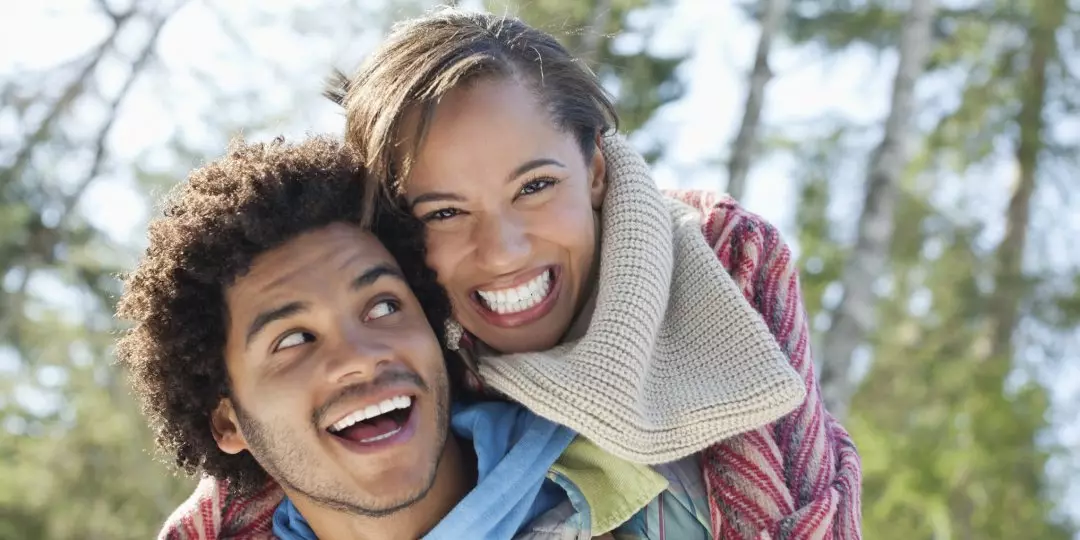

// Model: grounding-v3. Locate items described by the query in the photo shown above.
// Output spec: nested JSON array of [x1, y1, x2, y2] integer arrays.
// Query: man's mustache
[[312, 370, 428, 428]]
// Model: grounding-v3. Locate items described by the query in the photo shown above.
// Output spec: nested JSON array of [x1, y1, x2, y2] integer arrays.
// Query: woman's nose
[[472, 212, 531, 274]]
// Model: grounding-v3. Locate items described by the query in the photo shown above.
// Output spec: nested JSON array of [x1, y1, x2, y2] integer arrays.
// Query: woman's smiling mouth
[[470, 267, 561, 328], [475, 268, 554, 313]]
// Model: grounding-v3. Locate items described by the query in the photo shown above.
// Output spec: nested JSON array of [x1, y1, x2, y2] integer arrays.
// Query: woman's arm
[[158, 476, 281, 540], [666, 189, 862, 540]]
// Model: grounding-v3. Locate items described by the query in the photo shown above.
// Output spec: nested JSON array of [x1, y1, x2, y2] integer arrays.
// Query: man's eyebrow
[[352, 263, 406, 290], [245, 301, 307, 348]]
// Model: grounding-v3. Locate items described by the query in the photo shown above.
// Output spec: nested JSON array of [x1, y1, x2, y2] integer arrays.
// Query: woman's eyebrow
[[507, 158, 565, 183], [409, 158, 566, 207], [409, 191, 466, 207]]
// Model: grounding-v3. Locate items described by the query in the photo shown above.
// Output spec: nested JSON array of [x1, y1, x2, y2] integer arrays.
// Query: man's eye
[[274, 331, 314, 352], [422, 208, 461, 222], [365, 300, 400, 321], [519, 178, 558, 196]]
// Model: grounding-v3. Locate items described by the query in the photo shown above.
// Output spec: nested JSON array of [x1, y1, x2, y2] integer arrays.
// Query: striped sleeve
[[158, 476, 281, 540], [664, 190, 862, 540]]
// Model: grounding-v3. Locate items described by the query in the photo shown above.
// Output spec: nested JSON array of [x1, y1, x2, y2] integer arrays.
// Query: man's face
[[212, 222, 451, 517]]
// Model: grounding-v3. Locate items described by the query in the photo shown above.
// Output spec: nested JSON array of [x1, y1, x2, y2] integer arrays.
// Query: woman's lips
[[469, 267, 561, 328]]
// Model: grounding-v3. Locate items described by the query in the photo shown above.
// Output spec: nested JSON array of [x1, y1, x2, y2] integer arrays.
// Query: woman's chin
[[470, 324, 566, 354]]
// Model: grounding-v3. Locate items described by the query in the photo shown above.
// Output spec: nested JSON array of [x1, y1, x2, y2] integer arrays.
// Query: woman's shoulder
[[661, 189, 787, 275]]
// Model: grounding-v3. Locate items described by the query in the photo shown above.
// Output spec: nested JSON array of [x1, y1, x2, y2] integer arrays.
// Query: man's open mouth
[[327, 395, 414, 444]]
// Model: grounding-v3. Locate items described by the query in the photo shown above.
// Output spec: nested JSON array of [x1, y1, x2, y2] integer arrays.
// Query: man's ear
[[211, 398, 247, 455], [588, 132, 607, 210]]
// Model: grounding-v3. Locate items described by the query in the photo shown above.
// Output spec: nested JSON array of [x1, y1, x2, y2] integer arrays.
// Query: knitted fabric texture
[[477, 135, 806, 464]]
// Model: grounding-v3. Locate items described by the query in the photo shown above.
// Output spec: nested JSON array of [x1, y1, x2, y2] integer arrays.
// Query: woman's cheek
[[423, 229, 462, 287], [540, 198, 595, 246]]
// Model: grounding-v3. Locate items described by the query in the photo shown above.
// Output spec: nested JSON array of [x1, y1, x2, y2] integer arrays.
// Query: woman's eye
[[422, 208, 462, 222], [365, 299, 400, 321], [274, 331, 314, 352], [519, 178, 557, 196]]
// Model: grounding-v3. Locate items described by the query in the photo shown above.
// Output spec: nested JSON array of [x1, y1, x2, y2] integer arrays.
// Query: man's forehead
[[229, 223, 397, 300]]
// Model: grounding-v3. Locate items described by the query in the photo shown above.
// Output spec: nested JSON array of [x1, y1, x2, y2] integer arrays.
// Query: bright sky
[[3, 0, 1078, 529]]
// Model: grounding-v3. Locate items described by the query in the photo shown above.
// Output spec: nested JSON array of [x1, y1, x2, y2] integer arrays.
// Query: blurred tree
[[786, 0, 1079, 536], [0, 0, 413, 537], [817, 0, 936, 421], [0, 2, 196, 539], [727, 0, 790, 201]]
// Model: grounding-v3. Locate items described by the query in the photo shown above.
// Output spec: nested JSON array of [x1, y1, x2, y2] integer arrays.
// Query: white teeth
[[329, 395, 412, 433], [360, 426, 402, 443], [476, 270, 553, 315]]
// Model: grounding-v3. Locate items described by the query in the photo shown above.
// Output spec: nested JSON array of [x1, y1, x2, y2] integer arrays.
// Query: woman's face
[[402, 77, 606, 354]]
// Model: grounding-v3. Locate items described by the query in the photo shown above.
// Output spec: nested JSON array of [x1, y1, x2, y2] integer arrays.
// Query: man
[[116, 136, 594, 539]]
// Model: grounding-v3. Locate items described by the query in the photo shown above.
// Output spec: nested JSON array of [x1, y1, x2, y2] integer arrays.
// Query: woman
[[162, 9, 861, 539]]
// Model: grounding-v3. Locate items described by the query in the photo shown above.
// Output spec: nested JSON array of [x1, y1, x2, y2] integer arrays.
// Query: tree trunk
[[726, 0, 789, 201], [818, 0, 936, 420], [954, 8, 1059, 537], [984, 3, 1057, 366]]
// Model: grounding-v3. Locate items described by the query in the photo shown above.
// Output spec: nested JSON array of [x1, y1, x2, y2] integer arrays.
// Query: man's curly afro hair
[[115, 135, 452, 495]]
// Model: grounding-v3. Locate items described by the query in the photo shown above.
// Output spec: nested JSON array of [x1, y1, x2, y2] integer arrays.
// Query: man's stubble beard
[[234, 371, 451, 518]]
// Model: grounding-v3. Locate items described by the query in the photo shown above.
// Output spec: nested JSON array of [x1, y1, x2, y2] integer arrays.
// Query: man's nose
[[322, 323, 394, 385]]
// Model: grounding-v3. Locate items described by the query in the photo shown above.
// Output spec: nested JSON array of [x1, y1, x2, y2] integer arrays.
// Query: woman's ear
[[588, 132, 607, 210], [210, 398, 248, 455]]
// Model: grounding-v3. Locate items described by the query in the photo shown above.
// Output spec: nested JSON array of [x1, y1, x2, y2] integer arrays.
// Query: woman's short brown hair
[[326, 8, 618, 223]]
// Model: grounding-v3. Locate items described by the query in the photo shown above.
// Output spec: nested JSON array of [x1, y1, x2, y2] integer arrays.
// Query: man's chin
[[348, 490, 432, 519], [296, 471, 439, 519]]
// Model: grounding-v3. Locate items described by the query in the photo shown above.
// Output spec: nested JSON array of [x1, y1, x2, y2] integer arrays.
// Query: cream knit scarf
[[470, 135, 806, 464]]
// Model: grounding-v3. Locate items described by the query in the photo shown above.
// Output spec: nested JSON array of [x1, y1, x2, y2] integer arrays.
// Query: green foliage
[[0, 187, 195, 539], [851, 214, 1067, 538], [785, 0, 904, 51], [788, 0, 1079, 536], [794, 136, 1076, 538]]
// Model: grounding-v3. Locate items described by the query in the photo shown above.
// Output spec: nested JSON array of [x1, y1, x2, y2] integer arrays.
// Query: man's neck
[[297, 436, 475, 540]]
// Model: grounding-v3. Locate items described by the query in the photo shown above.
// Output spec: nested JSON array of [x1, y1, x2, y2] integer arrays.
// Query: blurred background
[[2, 0, 1078, 538]]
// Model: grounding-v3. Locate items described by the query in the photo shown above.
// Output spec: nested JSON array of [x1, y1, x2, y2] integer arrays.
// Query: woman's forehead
[[401, 80, 575, 190]]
